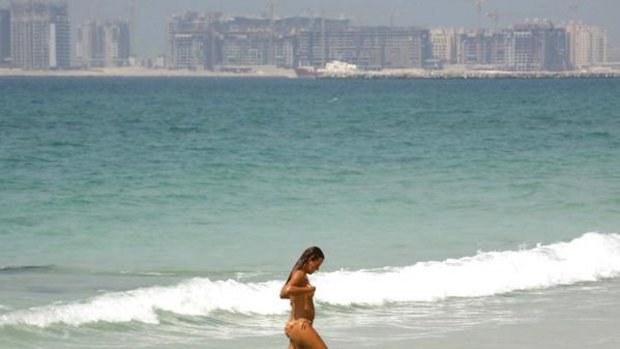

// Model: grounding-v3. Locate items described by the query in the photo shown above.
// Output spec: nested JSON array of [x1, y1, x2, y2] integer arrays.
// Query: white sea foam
[[1, 232, 619, 328], [317, 232, 620, 305], [0, 279, 286, 327]]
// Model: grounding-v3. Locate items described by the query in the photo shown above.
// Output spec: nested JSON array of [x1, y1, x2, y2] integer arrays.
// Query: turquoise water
[[1, 77, 619, 348]]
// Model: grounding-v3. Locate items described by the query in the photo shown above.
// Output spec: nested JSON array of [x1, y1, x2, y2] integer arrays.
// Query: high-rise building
[[430, 27, 459, 64], [383, 28, 430, 69], [296, 26, 430, 70], [76, 20, 130, 68], [509, 23, 570, 71], [10, 0, 70, 69], [218, 16, 295, 68], [543, 27, 571, 71], [220, 32, 293, 67], [76, 21, 101, 67], [450, 24, 569, 71], [566, 23, 607, 68], [456, 29, 510, 67], [166, 12, 215, 70], [511, 25, 545, 71], [102, 20, 130, 67], [0, 9, 10, 65]]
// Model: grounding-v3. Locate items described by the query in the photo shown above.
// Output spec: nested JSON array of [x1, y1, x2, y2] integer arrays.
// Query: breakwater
[[318, 68, 620, 79]]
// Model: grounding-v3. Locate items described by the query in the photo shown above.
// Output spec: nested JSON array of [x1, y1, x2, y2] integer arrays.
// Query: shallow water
[[1, 77, 619, 348]]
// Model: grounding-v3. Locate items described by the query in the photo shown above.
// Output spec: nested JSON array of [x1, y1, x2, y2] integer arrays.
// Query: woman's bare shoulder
[[288, 269, 308, 286]]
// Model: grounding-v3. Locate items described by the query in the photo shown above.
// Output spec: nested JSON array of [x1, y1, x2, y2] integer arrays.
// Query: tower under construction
[[10, 0, 70, 69]]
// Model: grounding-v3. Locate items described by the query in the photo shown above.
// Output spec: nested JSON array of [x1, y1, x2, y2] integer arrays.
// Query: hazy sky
[[60, 0, 620, 58]]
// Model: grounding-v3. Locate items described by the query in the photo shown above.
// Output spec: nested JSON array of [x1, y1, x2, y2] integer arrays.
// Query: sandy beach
[[2, 66, 620, 79], [0, 66, 298, 78]]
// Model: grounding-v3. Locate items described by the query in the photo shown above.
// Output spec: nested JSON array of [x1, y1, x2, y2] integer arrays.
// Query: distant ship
[[294, 66, 322, 78], [295, 61, 358, 78]]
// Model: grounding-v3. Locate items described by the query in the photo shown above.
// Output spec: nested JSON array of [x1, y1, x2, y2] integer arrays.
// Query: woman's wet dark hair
[[287, 246, 324, 282]]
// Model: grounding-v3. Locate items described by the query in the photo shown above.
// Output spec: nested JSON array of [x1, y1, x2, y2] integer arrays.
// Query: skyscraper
[[166, 12, 211, 70], [566, 23, 607, 68], [296, 25, 429, 70], [166, 11, 231, 70], [76, 21, 100, 68], [430, 27, 459, 64], [0, 9, 10, 65], [76, 20, 130, 68], [456, 29, 509, 67], [102, 20, 130, 67], [10, 0, 70, 69], [509, 23, 571, 71]]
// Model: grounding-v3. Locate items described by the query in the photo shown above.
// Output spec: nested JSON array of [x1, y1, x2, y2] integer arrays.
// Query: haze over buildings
[[8, 0, 70, 69], [76, 19, 130, 68], [0, 8, 10, 65], [0, 0, 617, 72], [163, 14, 607, 72], [63, 0, 619, 60]]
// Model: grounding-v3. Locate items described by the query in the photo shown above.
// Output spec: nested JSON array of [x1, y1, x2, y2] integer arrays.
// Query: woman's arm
[[280, 270, 315, 299]]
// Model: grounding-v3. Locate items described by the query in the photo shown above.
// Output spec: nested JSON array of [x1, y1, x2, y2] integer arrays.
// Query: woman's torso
[[289, 279, 315, 321]]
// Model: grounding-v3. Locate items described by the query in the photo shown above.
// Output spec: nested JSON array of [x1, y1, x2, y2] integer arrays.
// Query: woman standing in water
[[280, 246, 328, 349]]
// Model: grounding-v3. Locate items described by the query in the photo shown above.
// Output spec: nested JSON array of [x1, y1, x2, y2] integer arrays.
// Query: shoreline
[[0, 67, 298, 78], [1, 67, 620, 79], [318, 68, 620, 79]]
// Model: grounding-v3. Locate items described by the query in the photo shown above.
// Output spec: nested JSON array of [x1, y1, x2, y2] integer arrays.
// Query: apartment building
[[429, 27, 459, 64], [10, 0, 70, 69], [296, 26, 430, 70], [76, 20, 130, 68], [566, 23, 607, 68], [166, 12, 217, 70], [442, 24, 570, 71], [456, 29, 510, 67], [0, 9, 10, 65]]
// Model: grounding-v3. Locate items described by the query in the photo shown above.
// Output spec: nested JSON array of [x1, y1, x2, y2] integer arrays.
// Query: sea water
[[0, 77, 619, 348]]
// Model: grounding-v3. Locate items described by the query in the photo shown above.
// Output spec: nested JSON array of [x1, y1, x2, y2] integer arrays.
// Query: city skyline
[[1, 0, 610, 72], [60, 0, 620, 59]]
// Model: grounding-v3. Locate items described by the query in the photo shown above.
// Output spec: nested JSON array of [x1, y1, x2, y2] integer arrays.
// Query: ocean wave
[[317, 232, 620, 305], [0, 279, 286, 327], [1, 232, 619, 328], [0, 265, 54, 273]]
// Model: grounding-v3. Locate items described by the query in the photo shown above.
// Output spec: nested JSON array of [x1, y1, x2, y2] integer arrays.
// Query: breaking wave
[[2, 232, 619, 327]]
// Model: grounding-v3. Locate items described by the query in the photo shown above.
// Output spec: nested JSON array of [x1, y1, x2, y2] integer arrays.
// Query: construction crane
[[266, 0, 276, 22], [389, 11, 399, 28], [127, 0, 137, 57], [390, 0, 402, 27], [569, 0, 581, 21], [486, 9, 521, 31], [206, 11, 218, 71], [475, 0, 488, 31], [266, 0, 276, 66]]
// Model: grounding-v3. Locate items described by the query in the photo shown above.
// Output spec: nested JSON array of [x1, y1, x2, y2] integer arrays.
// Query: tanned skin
[[280, 256, 327, 349]]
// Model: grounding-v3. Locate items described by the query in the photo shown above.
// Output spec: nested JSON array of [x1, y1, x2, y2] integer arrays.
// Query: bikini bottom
[[284, 318, 312, 338]]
